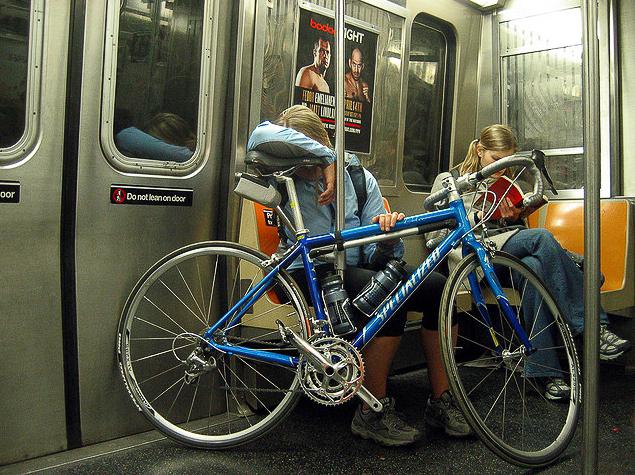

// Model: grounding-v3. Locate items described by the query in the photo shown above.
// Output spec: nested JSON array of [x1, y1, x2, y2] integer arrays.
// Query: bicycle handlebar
[[423, 152, 545, 212]]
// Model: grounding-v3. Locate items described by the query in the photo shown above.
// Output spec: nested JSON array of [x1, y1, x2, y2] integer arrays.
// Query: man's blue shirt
[[247, 121, 404, 268], [116, 127, 194, 163]]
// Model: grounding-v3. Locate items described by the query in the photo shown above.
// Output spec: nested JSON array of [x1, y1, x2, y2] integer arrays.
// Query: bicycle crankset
[[297, 336, 364, 406]]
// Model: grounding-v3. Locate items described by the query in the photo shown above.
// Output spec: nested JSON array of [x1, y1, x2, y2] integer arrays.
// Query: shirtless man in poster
[[295, 37, 331, 93], [344, 47, 371, 102]]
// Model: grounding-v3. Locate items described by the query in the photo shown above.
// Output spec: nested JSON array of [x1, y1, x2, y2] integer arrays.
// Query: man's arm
[[248, 121, 336, 204], [295, 67, 314, 89], [319, 162, 335, 205], [248, 121, 335, 163], [360, 169, 404, 266]]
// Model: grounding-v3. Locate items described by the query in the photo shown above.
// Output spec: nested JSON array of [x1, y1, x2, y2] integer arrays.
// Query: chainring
[[298, 336, 364, 406]]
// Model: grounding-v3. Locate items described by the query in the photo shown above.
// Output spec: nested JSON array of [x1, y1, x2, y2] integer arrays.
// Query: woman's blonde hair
[[275, 105, 333, 148], [458, 124, 518, 175]]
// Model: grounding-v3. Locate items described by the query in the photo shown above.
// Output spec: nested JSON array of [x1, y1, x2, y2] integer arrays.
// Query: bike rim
[[441, 253, 580, 466], [118, 244, 309, 447]]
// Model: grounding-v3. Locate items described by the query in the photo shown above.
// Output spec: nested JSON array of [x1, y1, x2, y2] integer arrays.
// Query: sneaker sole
[[544, 392, 569, 402], [425, 418, 473, 438], [600, 346, 631, 361], [350, 426, 419, 447], [600, 342, 632, 361]]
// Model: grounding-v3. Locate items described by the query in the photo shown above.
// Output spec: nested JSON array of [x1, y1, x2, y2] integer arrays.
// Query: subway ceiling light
[[465, 0, 506, 11]]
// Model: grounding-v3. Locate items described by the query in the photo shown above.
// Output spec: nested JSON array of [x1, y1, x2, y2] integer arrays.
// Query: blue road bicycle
[[117, 151, 580, 467]]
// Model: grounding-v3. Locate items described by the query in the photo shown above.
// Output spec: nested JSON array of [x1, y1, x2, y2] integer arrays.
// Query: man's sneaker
[[599, 325, 632, 361], [424, 391, 473, 437], [350, 397, 421, 446], [544, 377, 571, 401]]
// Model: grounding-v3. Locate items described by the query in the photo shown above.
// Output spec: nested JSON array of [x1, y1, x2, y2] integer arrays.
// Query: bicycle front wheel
[[117, 241, 311, 449], [440, 251, 580, 467]]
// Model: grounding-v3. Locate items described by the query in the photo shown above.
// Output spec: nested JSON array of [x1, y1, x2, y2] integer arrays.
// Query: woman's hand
[[497, 197, 522, 222]]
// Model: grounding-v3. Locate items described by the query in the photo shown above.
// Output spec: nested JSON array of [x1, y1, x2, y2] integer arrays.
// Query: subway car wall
[[0, 0, 633, 466]]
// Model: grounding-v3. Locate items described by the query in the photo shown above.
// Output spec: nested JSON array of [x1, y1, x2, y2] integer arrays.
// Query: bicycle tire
[[439, 251, 580, 467], [117, 241, 311, 449]]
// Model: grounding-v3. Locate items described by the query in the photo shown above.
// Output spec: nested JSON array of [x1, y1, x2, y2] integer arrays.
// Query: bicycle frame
[[203, 196, 534, 368]]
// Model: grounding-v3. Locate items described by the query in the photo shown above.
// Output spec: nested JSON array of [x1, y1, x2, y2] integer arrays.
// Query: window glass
[[259, 1, 404, 187], [500, 8, 581, 53], [503, 46, 583, 150], [500, 8, 583, 191], [403, 18, 453, 191], [113, 0, 203, 163], [0, 0, 30, 149]]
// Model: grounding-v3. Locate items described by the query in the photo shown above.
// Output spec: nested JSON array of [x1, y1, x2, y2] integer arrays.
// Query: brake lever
[[531, 149, 558, 195]]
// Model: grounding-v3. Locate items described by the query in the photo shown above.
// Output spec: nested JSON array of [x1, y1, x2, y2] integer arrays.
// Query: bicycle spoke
[[465, 361, 506, 397], [176, 264, 206, 319], [167, 379, 187, 419], [139, 362, 184, 385], [186, 378, 201, 424], [160, 278, 208, 328], [484, 357, 524, 422], [206, 255, 220, 325], [119, 244, 311, 447], [441, 253, 580, 465], [216, 363, 251, 428], [225, 304, 295, 333], [136, 309, 188, 337], [131, 341, 196, 364], [150, 375, 187, 405], [225, 360, 273, 415]]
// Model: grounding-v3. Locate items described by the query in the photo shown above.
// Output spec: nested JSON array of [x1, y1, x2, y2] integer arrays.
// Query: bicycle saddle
[[246, 150, 328, 174]]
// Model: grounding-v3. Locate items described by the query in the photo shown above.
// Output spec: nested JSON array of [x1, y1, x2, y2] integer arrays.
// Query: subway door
[[390, 4, 481, 267], [0, 1, 71, 464], [73, 1, 233, 444]]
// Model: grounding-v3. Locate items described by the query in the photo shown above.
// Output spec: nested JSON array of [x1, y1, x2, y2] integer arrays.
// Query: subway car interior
[[1, 0, 634, 473]]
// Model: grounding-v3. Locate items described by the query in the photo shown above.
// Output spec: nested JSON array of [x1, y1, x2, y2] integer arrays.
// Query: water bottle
[[321, 274, 356, 336], [352, 260, 408, 317]]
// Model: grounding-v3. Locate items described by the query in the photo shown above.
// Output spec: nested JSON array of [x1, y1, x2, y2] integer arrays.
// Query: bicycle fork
[[468, 261, 535, 357]]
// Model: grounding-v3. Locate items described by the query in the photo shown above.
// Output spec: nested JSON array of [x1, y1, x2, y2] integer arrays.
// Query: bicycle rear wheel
[[440, 251, 580, 467], [117, 241, 311, 449]]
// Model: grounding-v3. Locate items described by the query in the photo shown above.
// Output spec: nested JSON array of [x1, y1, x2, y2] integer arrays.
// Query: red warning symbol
[[112, 188, 127, 204]]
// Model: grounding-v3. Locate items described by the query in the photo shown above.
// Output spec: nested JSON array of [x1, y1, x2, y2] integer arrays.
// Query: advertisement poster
[[293, 6, 378, 154]]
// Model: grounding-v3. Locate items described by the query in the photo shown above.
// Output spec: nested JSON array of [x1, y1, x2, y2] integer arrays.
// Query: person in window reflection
[[427, 124, 632, 402], [248, 105, 472, 446], [115, 112, 196, 163], [344, 47, 371, 102], [295, 37, 331, 93]]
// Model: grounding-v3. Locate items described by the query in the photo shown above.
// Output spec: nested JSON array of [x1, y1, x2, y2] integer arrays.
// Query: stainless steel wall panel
[[0, 2, 71, 465], [74, 0, 233, 444], [619, 0, 635, 196], [389, 1, 482, 266]]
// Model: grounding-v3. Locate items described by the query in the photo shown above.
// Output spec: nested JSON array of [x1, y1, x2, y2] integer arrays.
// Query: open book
[[473, 175, 548, 220]]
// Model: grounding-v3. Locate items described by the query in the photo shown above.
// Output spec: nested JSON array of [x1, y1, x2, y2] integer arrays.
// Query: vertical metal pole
[[335, 0, 346, 274], [582, 1, 601, 473]]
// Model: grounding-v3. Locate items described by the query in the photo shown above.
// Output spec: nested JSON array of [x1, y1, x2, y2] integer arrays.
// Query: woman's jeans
[[500, 228, 608, 378]]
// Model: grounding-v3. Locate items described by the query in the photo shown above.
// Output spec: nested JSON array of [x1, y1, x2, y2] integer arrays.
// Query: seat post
[[276, 175, 308, 237]]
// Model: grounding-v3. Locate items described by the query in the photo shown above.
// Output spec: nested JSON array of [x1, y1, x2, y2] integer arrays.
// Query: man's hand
[[318, 162, 336, 205]]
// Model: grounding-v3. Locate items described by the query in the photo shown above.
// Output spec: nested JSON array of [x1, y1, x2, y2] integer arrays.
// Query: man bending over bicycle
[[247, 105, 472, 446]]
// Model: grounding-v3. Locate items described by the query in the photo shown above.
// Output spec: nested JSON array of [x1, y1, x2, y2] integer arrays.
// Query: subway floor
[[4, 365, 634, 475]]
